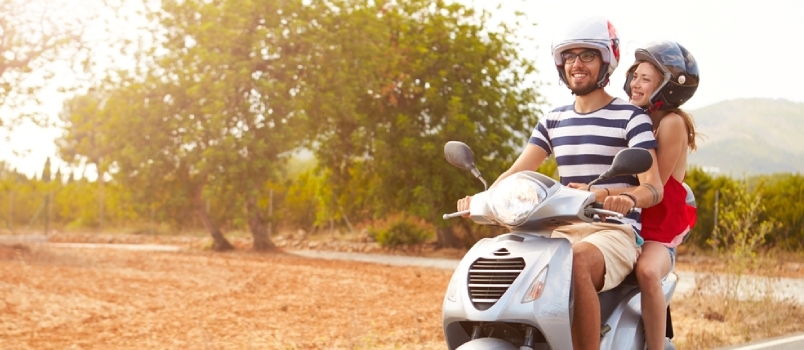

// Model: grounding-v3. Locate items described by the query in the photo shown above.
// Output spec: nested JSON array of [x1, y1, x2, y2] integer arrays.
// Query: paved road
[[715, 333, 804, 350], [289, 249, 804, 304]]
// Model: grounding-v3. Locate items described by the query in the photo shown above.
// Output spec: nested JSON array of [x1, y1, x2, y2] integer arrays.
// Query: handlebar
[[586, 208, 624, 219], [443, 210, 470, 220], [586, 202, 637, 219]]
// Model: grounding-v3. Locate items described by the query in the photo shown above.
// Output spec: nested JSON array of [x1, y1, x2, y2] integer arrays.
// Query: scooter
[[441, 141, 692, 350]]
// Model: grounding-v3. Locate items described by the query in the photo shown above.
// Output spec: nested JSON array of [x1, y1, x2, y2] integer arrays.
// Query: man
[[457, 17, 664, 350]]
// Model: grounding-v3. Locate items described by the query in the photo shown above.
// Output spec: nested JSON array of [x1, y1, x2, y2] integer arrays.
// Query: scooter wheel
[[455, 337, 519, 350]]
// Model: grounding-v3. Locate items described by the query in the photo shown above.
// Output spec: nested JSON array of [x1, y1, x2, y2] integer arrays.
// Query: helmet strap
[[647, 101, 664, 113], [595, 63, 611, 88]]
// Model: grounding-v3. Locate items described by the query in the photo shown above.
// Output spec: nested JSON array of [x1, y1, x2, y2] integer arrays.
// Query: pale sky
[[483, 0, 804, 111], [3, 0, 802, 179]]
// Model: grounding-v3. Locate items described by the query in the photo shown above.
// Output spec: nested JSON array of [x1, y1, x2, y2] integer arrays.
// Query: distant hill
[[687, 98, 804, 176]]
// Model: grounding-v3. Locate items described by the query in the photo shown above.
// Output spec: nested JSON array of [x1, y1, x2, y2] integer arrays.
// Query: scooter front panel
[[443, 233, 575, 349]]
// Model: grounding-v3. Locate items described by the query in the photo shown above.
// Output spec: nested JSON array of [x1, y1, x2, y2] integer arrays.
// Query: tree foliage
[[299, 0, 541, 247]]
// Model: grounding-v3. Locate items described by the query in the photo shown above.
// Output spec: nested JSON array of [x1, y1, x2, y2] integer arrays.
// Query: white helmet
[[551, 17, 621, 88]]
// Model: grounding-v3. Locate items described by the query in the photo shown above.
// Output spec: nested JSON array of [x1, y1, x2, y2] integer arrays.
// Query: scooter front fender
[[455, 338, 519, 350]]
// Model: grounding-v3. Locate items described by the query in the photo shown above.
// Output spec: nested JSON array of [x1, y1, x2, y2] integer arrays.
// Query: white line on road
[[723, 333, 804, 350]]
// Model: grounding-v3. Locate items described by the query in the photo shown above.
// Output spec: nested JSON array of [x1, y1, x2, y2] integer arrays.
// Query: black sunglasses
[[561, 50, 600, 64]]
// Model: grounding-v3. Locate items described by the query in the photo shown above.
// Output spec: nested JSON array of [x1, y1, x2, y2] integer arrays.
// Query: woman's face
[[629, 61, 663, 108]]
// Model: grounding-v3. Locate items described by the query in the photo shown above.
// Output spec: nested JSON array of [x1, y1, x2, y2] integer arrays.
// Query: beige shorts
[[552, 222, 641, 292]]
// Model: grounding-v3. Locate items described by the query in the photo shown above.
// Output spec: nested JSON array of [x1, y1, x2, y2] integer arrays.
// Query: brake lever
[[588, 208, 624, 219], [590, 202, 637, 214], [586, 203, 638, 219]]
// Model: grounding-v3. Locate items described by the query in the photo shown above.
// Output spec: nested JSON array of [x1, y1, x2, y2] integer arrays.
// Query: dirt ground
[[0, 243, 449, 349], [1, 233, 803, 349]]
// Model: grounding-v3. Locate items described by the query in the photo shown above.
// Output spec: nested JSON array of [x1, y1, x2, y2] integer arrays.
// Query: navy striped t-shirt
[[529, 97, 657, 233]]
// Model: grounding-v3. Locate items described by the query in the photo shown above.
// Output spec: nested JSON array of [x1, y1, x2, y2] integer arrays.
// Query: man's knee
[[572, 243, 604, 276]]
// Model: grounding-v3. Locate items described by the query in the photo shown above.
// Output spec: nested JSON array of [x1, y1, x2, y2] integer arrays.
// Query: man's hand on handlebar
[[600, 194, 636, 221], [567, 182, 636, 221], [457, 196, 472, 218]]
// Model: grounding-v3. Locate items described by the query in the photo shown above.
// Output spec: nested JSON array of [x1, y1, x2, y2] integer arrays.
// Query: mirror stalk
[[471, 169, 488, 191]]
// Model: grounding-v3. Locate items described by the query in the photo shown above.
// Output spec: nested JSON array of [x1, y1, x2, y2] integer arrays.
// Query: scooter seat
[[619, 270, 639, 287]]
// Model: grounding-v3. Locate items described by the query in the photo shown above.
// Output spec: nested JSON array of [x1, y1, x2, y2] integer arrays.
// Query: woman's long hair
[[654, 108, 699, 152]]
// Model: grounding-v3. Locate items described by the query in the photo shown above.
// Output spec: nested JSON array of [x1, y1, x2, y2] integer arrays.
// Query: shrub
[[370, 218, 433, 247]]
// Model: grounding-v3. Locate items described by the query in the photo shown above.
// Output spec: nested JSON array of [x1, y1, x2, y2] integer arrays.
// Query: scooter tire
[[455, 338, 519, 350]]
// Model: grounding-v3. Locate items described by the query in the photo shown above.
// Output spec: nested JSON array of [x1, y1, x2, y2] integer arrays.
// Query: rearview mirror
[[599, 148, 653, 180], [444, 141, 476, 171], [444, 141, 487, 190]]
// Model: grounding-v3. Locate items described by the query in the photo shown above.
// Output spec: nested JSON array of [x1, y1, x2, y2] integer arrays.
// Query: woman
[[569, 39, 699, 349], [625, 40, 700, 350]]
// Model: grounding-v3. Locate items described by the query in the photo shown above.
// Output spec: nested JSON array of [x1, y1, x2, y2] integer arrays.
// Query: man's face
[[561, 48, 602, 96]]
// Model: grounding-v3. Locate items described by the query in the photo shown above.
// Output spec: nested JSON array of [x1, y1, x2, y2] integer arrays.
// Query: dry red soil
[[0, 244, 449, 349], [1, 233, 802, 349]]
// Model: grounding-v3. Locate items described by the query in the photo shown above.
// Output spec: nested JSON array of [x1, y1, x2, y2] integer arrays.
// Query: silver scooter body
[[441, 143, 681, 350]]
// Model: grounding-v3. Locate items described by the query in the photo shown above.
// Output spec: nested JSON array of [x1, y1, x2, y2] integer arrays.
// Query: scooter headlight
[[489, 174, 548, 226]]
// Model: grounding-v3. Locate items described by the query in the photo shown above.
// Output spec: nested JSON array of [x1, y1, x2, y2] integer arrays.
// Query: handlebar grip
[[443, 210, 470, 220], [594, 209, 624, 219], [591, 202, 637, 214]]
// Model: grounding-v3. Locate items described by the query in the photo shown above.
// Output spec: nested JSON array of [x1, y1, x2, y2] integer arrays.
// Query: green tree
[[94, 73, 239, 250], [57, 90, 113, 231], [0, 162, 28, 230], [683, 167, 739, 249], [86, 0, 317, 250], [758, 174, 804, 250], [709, 180, 774, 254], [301, 0, 542, 247]]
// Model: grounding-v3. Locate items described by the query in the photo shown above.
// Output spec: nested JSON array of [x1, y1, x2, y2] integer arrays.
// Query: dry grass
[[670, 274, 804, 349], [1, 232, 803, 349]]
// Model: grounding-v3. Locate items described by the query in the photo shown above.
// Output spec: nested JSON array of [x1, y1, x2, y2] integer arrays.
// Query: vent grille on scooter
[[467, 257, 526, 310]]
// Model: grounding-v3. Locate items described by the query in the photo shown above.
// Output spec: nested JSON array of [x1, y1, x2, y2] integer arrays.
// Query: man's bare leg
[[571, 242, 606, 350]]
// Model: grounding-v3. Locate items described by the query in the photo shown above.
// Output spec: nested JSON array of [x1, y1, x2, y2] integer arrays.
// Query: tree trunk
[[193, 184, 233, 251], [436, 225, 463, 249], [7, 191, 13, 230], [246, 194, 275, 251], [98, 173, 104, 233]]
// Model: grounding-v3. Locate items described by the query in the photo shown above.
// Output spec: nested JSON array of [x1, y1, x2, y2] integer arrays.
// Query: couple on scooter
[[457, 17, 699, 350]]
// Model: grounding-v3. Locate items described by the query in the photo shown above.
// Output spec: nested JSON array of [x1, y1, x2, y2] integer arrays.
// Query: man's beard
[[570, 80, 598, 96]]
